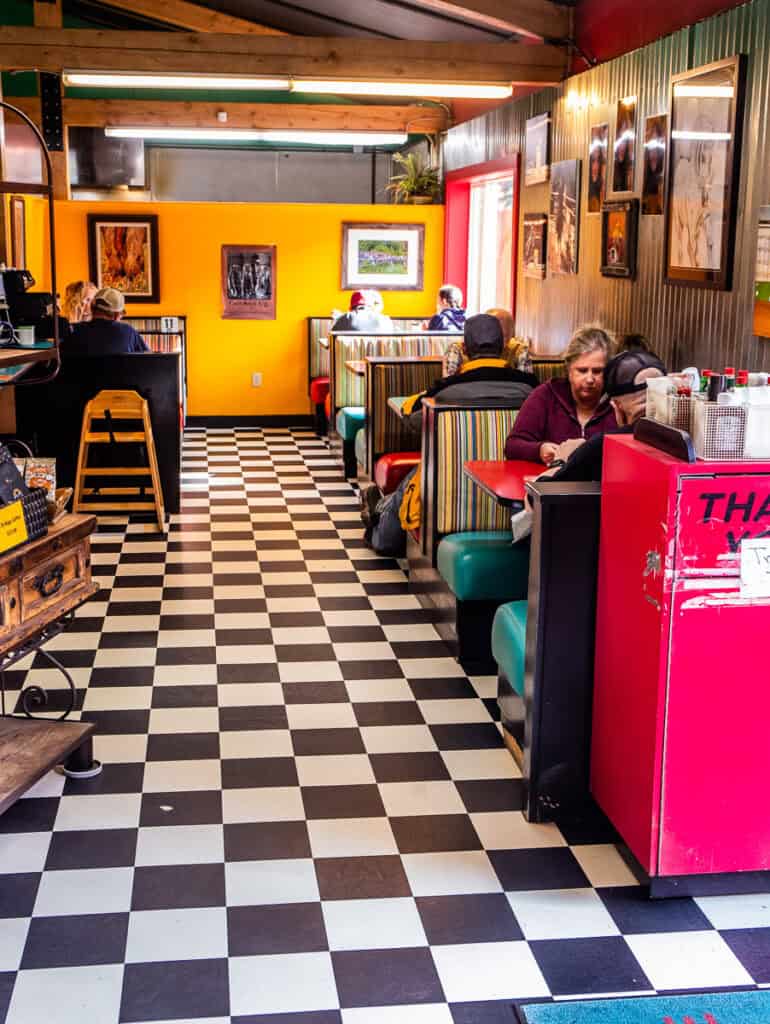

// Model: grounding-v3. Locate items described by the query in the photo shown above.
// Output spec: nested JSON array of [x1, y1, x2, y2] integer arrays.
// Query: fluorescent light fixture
[[673, 84, 734, 98], [671, 129, 732, 141], [292, 79, 512, 99], [104, 126, 408, 145], [63, 72, 290, 90]]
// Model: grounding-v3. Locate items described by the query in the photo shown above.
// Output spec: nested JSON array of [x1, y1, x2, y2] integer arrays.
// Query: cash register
[[0, 269, 58, 384]]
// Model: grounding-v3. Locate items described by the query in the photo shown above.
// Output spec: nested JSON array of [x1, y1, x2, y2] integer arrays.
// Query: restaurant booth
[[5, 0, 770, 1015]]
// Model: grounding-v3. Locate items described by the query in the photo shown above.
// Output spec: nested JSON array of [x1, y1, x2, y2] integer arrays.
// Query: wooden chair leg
[[142, 402, 165, 534], [73, 399, 93, 515]]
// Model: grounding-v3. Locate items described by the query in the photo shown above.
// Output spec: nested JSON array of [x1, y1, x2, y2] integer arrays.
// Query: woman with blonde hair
[[442, 306, 526, 377], [62, 280, 97, 323], [505, 323, 617, 464]]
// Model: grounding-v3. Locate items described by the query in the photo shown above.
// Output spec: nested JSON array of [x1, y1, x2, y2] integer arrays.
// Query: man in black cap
[[362, 313, 537, 556], [547, 348, 666, 482]]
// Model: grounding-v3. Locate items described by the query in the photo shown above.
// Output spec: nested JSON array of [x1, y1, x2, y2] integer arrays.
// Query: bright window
[[466, 175, 514, 314]]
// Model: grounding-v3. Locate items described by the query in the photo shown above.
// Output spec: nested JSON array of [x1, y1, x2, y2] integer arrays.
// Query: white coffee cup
[[16, 325, 35, 347]]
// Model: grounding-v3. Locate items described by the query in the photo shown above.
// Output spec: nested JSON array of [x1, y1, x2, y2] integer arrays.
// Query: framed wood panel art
[[87, 214, 160, 303], [665, 54, 746, 290]]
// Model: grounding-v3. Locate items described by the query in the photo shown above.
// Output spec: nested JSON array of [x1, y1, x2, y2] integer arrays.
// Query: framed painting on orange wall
[[87, 213, 160, 303], [222, 245, 276, 320]]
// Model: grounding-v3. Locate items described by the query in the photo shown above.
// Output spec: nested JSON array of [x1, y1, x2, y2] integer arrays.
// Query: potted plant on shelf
[[386, 151, 441, 204]]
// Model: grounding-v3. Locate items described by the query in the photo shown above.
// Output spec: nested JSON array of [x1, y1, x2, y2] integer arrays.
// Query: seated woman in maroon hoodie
[[505, 324, 617, 464]]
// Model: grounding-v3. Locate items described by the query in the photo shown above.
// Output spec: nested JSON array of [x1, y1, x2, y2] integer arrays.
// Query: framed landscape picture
[[588, 123, 609, 213], [522, 213, 547, 279], [341, 222, 424, 291], [642, 114, 667, 215], [665, 55, 746, 289], [548, 159, 581, 276], [87, 213, 159, 303], [222, 244, 276, 319], [601, 199, 639, 278], [525, 112, 551, 186], [612, 97, 637, 194]]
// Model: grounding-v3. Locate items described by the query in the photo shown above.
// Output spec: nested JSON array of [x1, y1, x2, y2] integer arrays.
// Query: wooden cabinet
[[0, 513, 98, 655]]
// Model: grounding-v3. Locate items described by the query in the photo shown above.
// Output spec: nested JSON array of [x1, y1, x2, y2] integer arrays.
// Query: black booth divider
[[14, 353, 182, 515]]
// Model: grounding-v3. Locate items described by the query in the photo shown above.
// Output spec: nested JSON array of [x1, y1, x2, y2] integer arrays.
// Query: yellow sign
[[0, 500, 28, 554]]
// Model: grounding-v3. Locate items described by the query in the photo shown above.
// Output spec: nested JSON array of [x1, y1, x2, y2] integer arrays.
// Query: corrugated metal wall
[[444, 0, 770, 369]]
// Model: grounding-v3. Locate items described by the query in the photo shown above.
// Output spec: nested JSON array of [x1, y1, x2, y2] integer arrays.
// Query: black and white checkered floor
[[0, 427, 768, 1024]]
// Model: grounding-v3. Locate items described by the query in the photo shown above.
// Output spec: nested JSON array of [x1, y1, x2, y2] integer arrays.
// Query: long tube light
[[63, 71, 512, 100], [104, 126, 408, 145], [293, 79, 512, 99], [63, 72, 291, 90]]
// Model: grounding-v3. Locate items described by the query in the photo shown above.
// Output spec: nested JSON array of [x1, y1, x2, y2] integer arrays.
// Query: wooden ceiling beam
[[10, 95, 448, 133], [0, 28, 566, 86], [94, 0, 286, 37], [33, 1, 63, 29], [402, 0, 570, 42]]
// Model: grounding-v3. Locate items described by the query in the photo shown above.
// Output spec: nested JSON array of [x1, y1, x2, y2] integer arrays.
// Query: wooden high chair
[[73, 389, 165, 533]]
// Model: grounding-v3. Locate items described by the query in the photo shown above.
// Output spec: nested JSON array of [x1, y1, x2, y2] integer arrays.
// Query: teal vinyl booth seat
[[407, 398, 527, 673], [492, 599, 528, 706]]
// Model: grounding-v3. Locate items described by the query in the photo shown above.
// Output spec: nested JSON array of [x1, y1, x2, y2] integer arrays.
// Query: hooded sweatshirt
[[504, 377, 616, 463], [427, 307, 466, 332]]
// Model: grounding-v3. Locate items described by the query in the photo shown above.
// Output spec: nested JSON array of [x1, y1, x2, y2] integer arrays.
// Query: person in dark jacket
[[361, 314, 536, 556], [504, 324, 616, 464], [426, 284, 466, 333], [64, 287, 148, 356], [547, 349, 666, 482]]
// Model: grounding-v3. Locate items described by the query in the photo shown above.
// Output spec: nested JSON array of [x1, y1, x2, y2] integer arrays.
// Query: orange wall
[[52, 201, 445, 418]]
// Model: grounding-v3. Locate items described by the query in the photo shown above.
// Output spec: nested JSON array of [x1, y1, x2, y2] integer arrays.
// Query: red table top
[[463, 459, 545, 507]]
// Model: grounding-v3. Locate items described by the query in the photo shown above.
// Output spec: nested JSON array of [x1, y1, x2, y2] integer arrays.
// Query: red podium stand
[[591, 436, 770, 896]]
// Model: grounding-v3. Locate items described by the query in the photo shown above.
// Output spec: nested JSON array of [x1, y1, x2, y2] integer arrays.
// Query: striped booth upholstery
[[331, 333, 454, 414], [307, 317, 428, 398], [532, 359, 563, 383], [361, 358, 445, 478], [435, 407, 518, 535], [416, 400, 518, 566]]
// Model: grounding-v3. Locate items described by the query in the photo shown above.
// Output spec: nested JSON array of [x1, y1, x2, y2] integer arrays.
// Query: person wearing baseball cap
[[546, 348, 666, 482], [65, 287, 149, 357], [331, 289, 393, 334]]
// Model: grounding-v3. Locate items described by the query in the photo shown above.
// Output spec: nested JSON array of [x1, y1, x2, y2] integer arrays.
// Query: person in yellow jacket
[[360, 314, 537, 556]]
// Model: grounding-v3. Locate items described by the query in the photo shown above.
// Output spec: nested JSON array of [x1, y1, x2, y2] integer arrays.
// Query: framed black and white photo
[[642, 114, 667, 215], [525, 112, 551, 186], [601, 199, 639, 278], [221, 244, 276, 319], [665, 55, 746, 290], [612, 97, 637, 194], [522, 213, 547, 279]]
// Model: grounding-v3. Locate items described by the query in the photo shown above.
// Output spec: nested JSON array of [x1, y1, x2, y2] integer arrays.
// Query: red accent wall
[[575, 0, 746, 64]]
